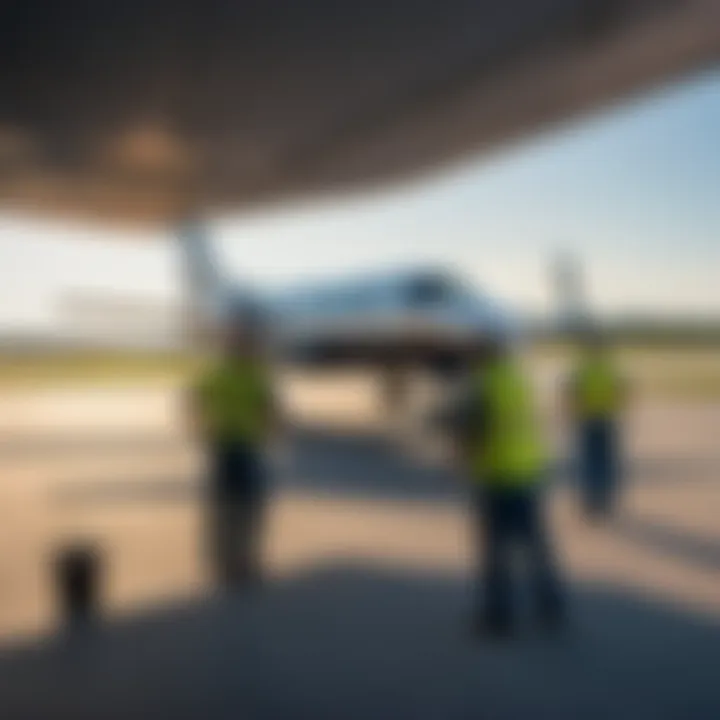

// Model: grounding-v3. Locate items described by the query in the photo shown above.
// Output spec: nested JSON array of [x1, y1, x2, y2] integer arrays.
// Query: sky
[[1, 67, 719, 332]]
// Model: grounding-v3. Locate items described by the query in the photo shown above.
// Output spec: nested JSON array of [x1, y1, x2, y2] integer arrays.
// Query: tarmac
[[0, 371, 718, 719]]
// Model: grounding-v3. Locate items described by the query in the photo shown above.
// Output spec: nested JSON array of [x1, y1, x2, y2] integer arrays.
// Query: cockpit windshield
[[405, 273, 454, 307]]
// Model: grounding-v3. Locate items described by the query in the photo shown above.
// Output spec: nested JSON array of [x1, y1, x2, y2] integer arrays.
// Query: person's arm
[[263, 386, 283, 444], [185, 381, 209, 442], [255, 365, 284, 446], [562, 373, 579, 423], [617, 373, 631, 413], [453, 384, 487, 470]]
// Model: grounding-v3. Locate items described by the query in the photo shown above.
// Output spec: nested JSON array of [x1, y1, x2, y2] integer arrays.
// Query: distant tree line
[[540, 318, 720, 348]]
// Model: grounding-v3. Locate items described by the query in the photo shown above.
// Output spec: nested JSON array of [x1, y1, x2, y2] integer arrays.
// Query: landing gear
[[380, 364, 411, 419]]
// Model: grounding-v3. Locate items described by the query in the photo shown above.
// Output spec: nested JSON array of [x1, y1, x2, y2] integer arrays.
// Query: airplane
[[177, 218, 519, 405]]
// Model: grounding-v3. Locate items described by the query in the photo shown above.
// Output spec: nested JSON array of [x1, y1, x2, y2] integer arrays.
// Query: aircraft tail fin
[[175, 218, 228, 345]]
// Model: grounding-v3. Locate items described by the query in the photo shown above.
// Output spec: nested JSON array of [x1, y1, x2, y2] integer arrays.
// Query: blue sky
[[1, 67, 719, 331]]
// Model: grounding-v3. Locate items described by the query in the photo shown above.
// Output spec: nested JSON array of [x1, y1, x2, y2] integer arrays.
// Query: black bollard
[[54, 543, 102, 630]]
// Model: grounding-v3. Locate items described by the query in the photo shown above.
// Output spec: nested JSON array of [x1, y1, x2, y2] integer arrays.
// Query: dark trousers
[[472, 485, 563, 629], [207, 442, 266, 588], [578, 417, 620, 518]]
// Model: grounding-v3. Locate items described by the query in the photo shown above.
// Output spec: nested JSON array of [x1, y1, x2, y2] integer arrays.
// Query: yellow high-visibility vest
[[574, 356, 623, 418], [195, 360, 271, 444], [470, 359, 545, 485]]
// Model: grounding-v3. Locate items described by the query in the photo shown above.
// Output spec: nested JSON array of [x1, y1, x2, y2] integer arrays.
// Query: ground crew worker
[[455, 334, 564, 638], [566, 332, 627, 520], [189, 304, 276, 589]]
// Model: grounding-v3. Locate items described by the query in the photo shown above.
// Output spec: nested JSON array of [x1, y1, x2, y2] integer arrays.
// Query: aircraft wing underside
[[0, 1, 718, 222]]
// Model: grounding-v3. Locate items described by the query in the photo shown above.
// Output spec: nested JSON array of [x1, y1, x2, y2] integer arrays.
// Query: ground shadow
[[51, 423, 463, 508], [46, 422, 720, 510], [554, 454, 720, 487], [278, 424, 461, 502], [613, 515, 720, 573], [0, 561, 718, 720]]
